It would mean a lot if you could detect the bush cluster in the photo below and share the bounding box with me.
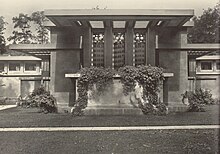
[181,88,215,112]
[72,67,115,115]
[0,97,6,105]
[21,86,57,113]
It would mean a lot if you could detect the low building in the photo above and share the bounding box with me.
[0,55,50,98]
[9,9,220,114]
[188,51,220,99]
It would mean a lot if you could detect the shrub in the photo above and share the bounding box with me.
[155,101,168,115]
[119,65,166,115]
[26,86,57,113]
[181,88,215,112]
[0,97,6,105]
[139,103,155,115]
[193,88,215,105]
[137,98,168,116]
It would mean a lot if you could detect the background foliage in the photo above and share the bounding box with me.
[188,3,220,43]
[0,16,6,54]
[7,11,49,44]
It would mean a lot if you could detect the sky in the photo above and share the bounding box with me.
[0,0,218,41]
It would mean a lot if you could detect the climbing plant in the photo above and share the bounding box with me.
[118,65,166,115]
[72,67,115,115]
[118,65,164,97]
[72,65,165,116]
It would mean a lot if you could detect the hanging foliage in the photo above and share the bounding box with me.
[72,65,166,116]
[118,65,165,115]
[72,67,115,115]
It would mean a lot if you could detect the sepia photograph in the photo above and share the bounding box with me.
[0,0,219,153]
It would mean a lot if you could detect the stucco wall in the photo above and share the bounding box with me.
[50,25,84,108]
[50,50,80,108]
[159,50,188,105]
[20,80,41,97]
[0,77,42,98]
[50,26,81,45]
[157,27,187,49]
[0,77,20,98]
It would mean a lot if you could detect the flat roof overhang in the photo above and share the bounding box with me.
[44,9,194,28]
[9,43,220,57]
[45,9,194,17]
[9,43,81,57]
[157,43,220,51]
[0,56,41,61]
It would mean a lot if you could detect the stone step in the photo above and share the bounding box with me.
[168,105,188,112]
[58,104,188,114]
[84,108,143,115]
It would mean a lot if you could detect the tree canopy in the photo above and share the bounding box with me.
[0,16,7,54]
[8,11,49,44]
[31,11,49,44]
[7,13,34,44]
[188,3,220,43]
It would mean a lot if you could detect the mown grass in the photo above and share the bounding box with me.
[0,105,219,127]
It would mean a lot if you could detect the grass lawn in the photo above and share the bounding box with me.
[0,105,219,127]
[0,129,219,154]
[0,105,219,154]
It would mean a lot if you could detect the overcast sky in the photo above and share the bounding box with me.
[0,0,218,40]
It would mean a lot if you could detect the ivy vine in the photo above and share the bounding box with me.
[118,65,166,115]
[72,65,166,116]
[72,67,115,115]
[119,65,164,97]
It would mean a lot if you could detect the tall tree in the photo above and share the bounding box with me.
[0,16,7,54]
[8,13,35,44]
[31,11,49,44]
[188,4,220,43]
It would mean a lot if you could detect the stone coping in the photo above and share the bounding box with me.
[65,73,174,78]
[0,125,219,132]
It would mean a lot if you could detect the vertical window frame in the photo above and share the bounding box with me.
[24,62,38,72]
[8,62,21,72]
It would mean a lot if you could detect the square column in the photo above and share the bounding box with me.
[83,27,92,67]
[163,78,169,106]
[104,26,113,68]
[146,27,156,66]
[50,50,80,111]
[125,27,134,65]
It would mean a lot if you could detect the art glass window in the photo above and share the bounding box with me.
[113,32,125,69]
[92,32,104,67]
[134,32,146,66]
